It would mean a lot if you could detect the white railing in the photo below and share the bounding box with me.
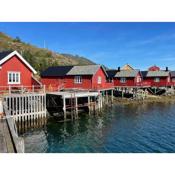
[0,85,45,95]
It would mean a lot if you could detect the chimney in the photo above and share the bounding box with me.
[166,67,168,71]
[118,67,120,72]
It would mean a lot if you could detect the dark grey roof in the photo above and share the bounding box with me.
[141,71,148,78]
[67,65,102,75]
[115,70,139,78]
[0,51,13,61]
[170,71,175,77]
[106,69,118,78]
[41,66,73,77]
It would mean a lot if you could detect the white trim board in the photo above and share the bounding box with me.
[0,50,37,74]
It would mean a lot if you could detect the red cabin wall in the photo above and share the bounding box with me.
[0,55,33,87]
[41,77,65,90]
[142,76,170,87]
[41,67,114,91]
[92,68,112,89]
[114,72,142,87]
[64,75,92,89]
[41,76,92,90]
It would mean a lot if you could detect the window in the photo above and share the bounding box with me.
[136,77,141,83]
[8,72,21,84]
[107,78,113,83]
[74,76,82,84]
[120,77,126,83]
[172,78,175,82]
[98,76,102,84]
[154,77,160,82]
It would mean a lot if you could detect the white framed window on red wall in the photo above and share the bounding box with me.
[8,72,21,84]
[154,77,160,82]
[74,76,82,84]
[120,77,126,83]
[98,76,102,84]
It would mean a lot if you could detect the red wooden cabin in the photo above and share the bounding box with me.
[141,66,171,87]
[41,65,114,91]
[170,71,175,86]
[113,69,143,87]
[0,50,41,93]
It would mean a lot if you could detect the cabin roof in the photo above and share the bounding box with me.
[141,70,170,77]
[115,70,139,78]
[0,51,14,61]
[0,50,37,74]
[41,66,73,77]
[141,71,148,78]
[121,64,134,70]
[106,69,118,78]
[67,65,107,76]
[145,70,169,77]
[170,71,175,77]
[42,64,108,77]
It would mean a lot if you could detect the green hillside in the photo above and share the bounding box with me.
[0,32,95,74]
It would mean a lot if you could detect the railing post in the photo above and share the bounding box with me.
[32,85,34,93]
[21,85,23,94]
[8,86,11,95]
[43,85,46,93]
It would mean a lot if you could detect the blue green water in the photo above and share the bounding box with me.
[24,101,175,153]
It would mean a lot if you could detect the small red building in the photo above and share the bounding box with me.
[170,71,175,86]
[113,69,142,87]
[0,50,40,92]
[141,66,170,87]
[41,65,114,91]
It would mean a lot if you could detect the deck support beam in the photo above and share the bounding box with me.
[75,97,78,118]
[111,89,114,104]
[63,97,66,120]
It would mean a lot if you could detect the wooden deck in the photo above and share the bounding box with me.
[47,91,99,98]
[0,119,15,153]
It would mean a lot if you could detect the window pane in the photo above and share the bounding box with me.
[9,73,12,82]
[13,73,15,82]
[16,73,19,82]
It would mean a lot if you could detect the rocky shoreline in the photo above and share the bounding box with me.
[113,95,175,105]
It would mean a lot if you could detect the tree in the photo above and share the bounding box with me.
[13,36,21,42]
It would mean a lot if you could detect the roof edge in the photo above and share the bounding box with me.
[0,50,37,74]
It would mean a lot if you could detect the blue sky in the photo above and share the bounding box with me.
[1,22,175,70]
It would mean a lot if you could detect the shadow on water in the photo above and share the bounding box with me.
[23,101,175,153]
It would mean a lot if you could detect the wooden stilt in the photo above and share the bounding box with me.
[111,89,114,104]
[63,97,66,120]
[75,97,78,118]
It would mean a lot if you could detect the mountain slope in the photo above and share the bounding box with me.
[0,32,95,74]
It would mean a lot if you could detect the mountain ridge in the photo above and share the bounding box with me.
[0,32,95,74]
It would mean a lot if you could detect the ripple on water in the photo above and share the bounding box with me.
[24,102,175,153]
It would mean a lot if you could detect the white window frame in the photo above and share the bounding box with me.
[8,71,21,84]
[120,77,126,83]
[154,77,160,83]
[98,76,102,84]
[74,76,82,84]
